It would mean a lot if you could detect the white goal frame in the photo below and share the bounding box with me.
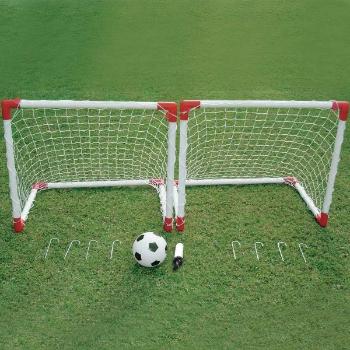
[1,99,177,233]
[176,99,348,231]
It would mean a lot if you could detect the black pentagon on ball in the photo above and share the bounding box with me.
[149,242,158,252]
[136,234,144,242]
[151,260,160,266]
[165,244,168,251]
[135,252,142,261]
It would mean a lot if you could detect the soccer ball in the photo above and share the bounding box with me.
[132,232,167,267]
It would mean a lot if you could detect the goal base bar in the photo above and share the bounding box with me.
[47,179,150,189]
[184,177,285,186]
[13,178,328,233]
[175,177,326,231]
[16,179,173,233]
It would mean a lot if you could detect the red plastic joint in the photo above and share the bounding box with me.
[163,217,173,232]
[332,101,349,121]
[157,102,177,122]
[1,99,21,120]
[284,176,298,186]
[316,212,328,227]
[176,216,185,232]
[149,178,165,186]
[13,217,25,233]
[32,182,48,190]
[180,100,200,121]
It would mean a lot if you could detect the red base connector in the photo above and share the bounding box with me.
[163,217,173,232]
[176,216,185,232]
[13,217,25,233]
[316,212,328,227]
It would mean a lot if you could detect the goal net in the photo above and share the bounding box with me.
[2,99,177,232]
[177,100,348,231]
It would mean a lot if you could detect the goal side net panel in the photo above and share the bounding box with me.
[2,99,177,232]
[177,100,348,231]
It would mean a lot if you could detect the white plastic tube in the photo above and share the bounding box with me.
[322,120,346,214]
[294,182,320,218]
[185,178,285,186]
[3,120,21,218]
[177,120,188,219]
[47,179,150,189]
[20,100,158,110]
[165,122,177,221]
[21,188,38,222]
[200,100,333,110]
[173,184,179,218]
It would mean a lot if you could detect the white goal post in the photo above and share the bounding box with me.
[1,99,177,233]
[176,100,348,231]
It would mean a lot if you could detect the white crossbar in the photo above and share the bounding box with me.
[19,100,158,110]
[200,100,333,109]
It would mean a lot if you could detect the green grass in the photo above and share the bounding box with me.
[0,0,350,349]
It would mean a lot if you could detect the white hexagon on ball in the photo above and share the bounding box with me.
[132,232,167,267]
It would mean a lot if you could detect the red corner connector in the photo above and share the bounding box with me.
[284,176,298,186]
[180,100,200,120]
[13,217,25,233]
[176,216,185,232]
[163,217,173,232]
[316,212,328,227]
[157,102,177,122]
[149,178,165,186]
[1,99,21,120]
[332,101,349,121]
[32,182,48,190]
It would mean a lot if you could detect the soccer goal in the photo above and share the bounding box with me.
[176,100,348,231]
[1,99,177,232]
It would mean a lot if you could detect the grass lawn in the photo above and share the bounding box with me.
[0,0,350,348]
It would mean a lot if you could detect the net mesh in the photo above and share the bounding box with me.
[186,106,339,211]
[11,107,169,210]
